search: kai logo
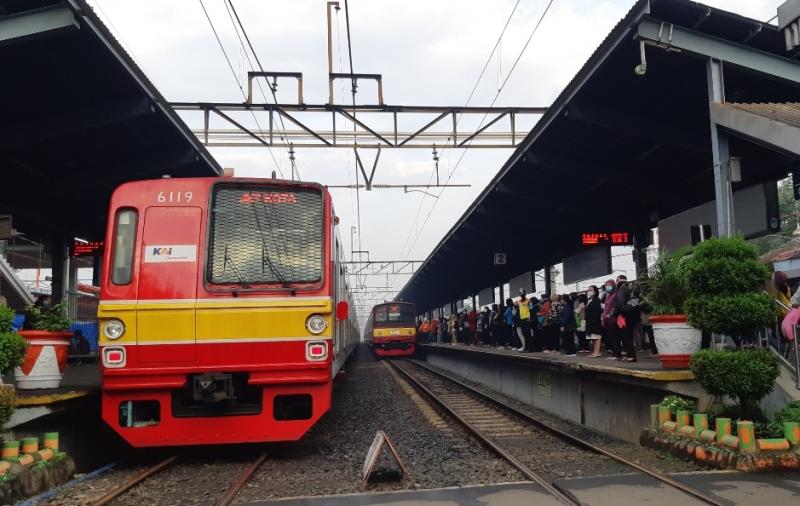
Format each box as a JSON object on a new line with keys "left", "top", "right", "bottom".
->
{"left": 144, "top": 245, "right": 197, "bottom": 263}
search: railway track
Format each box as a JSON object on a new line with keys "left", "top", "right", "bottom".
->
{"left": 387, "top": 358, "right": 723, "bottom": 506}
{"left": 89, "top": 452, "right": 267, "bottom": 506}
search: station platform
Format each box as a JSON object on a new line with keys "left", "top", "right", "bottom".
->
{"left": 8, "top": 361, "right": 100, "bottom": 429}
{"left": 417, "top": 343, "right": 706, "bottom": 443}
{"left": 421, "top": 343, "right": 694, "bottom": 381}
{"left": 248, "top": 471, "right": 800, "bottom": 505}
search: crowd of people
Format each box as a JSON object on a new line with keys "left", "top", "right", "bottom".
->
{"left": 416, "top": 274, "right": 656, "bottom": 363}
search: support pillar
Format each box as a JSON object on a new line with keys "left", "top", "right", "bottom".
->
{"left": 92, "top": 253, "right": 102, "bottom": 287}
{"left": 498, "top": 284, "right": 504, "bottom": 305}
{"left": 471, "top": 294, "right": 477, "bottom": 311}
{"left": 544, "top": 265, "right": 552, "bottom": 297}
{"left": 49, "top": 236, "right": 68, "bottom": 304}
{"left": 707, "top": 58, "right": 735, "bottom": 237}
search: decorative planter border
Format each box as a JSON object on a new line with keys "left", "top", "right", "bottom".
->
{"left": 640, "top": 405, "right": 800, "bottom": 472}
{"left": 0, "top": 431, "right": 74, "bottom": 504}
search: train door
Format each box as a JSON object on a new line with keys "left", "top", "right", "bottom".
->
{"left": 136, "top": 206, "right": 201, "bottom": 363}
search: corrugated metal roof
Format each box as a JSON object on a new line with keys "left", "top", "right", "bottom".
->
{"left": 726, "top": 102, "right": 800, "bottom": 128}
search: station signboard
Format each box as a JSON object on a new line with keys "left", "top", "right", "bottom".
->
{"left": 72, "top": 240, "right": 103, "bottom": 257}
{"left": 580, "top": 232, "right": 633, "bottom": 246}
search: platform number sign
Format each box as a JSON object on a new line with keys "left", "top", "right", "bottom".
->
{"left": 493, "top": 253, "right": 507, "bottom": 266}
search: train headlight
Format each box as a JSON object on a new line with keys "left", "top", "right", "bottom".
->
{"left": 103, "top": 319, "right": 125, "bottom": 340}
{"left": 306, "top": 315, "right": 328, "bottom": 335}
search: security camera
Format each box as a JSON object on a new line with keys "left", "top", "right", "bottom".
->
{"left": 634, "top": 63, "right": 647, "bottom": 76}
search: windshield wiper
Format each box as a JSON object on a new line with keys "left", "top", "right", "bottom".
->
{"left": 250, "top": 202, "right": 290, "bottom": 288}
{"left": 222, "top": 243, "right": 250, "bottom": 288}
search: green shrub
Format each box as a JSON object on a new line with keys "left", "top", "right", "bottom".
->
{"left": 24, "top": 302, "right": 71, "bottom": 332}
{"left": 684, "top": 236, "right": 770, "bottom": 294}
{"left": 660, "top": 394, "right": 696, "bottom": 414}
{"left": 683, "top": 236, "right": 773, "bottom": 338}
{"left": 767, "top": 400, "right": 800, "bottom": 437}
{"left": 685, "top": 292, "right": 775, "bottom": 337}
{"left": 646, "top": 248, "right": 692, "bottom": 315}
{"left": 0, "top": 331, "right": 26, "bottom": 374}
{"left": 690, "top": 348, "right": 779, "bottom": 419}
{"left": 0, "top": 385, "right": 15, "bottom": 428}
{"left": 0, "top": 305, "right": 14, "bottom": 333}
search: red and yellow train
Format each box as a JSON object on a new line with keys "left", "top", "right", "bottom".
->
{"left": 98, "top": 176, "right": 359, "bottom": 447}
{"left": 364, "top": 302, "right": 417, "bottom": 357}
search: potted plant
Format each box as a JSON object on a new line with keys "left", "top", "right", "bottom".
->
{"left": 15, "top": 301, "right": 73, "bottom": 389}
{"left": 0, "top": 304, "right": 26, "bottom": 426}
{"left": 646, "top": 247, "right": 702, "bottom": 368}
{"left": 684, "top": 236, "right": 774, "bottom": 350}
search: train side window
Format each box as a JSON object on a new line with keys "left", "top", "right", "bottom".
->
{"left": 111, "top": 209, "right": 138, "bottom": 285}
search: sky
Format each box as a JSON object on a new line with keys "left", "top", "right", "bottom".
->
{"left": 84, "top": 0, "right": 781, "bottom": 320}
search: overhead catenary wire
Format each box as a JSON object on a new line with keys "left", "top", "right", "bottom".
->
{"left": 343, "top": 0, "right": 363, "bottom": 256}
{"left": 403, "top": 0, "right": 556, "bottom": 258}
{"left": 225, "top": 0, "right": 300, "bottom": 180}
{"left": 398, "top": 0, "right": 522, "bottom": 259}
{"left": 197, "top": 0, "right": 283, "bottom": 177}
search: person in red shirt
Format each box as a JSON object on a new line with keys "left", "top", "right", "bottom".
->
{"left": 467, "top": 308, "right": 478, "bottom": 346}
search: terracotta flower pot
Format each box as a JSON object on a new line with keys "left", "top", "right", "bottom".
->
{"left": 14, "top": 330, "right": 72, "bottom": 389}
{"left": 650, "top": 314, "right": 701, "bottom": 369}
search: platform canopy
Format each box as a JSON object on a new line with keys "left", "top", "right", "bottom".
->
{"left": 0, "top": 0, "right": 222, "bottom": 241}
{"left": 398, "top": 0, "right": 800, "bottom": 312}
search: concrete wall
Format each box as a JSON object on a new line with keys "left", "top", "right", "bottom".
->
{"left": 424, "top": 348, "right": 707, "bottom": 443}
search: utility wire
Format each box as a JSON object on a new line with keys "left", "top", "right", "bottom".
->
{"left": 225, "top": 0, "right": 300, "bottom": 180}
{"left": 398, "top": 0, "right": 522, "bottom": 259}
{"left": 197, "top": 0, "right": 283, "bottom": 177}
{"left": 343, "top": 0, "right": 363, "bottom": 255}
{"left": 403, "top": 0, "right": 556, "bottom": 258}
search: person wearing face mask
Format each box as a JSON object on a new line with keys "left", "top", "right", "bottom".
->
{"left": 575, "top": 293, "right": 588, "bottom": 353}
{"left": 600, "top": 279, "right": 619, "bottom": 359}
{"left": 585, "top": 285, "right": 603, "bottom": 357}
{"left": 613, "top": 275, "right": 638, "bottom": 362}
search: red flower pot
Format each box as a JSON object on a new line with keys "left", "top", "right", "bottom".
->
{"left": 649, "top": 314, "right": 702, "bottom": 369}
{"left": 14, "top": 330, "right": 72, "bottom": 389}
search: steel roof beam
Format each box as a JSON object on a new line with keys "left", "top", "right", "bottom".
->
{"left": 637, "top": 18, "right": 800, "bottom": 84}
{"left": 710, "top": 102, "right": 800, "bottom": 157}
{"left": 0, "top": 4, "right": 77, "bottom": 45}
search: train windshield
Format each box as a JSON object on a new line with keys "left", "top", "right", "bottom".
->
{"left": 207, "top": 184, "right": 324, "bottom": 286}
{"left": 374, "top": 304, "right": 415, "bottom": 324}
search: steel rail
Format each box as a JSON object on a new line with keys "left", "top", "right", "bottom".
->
{"left": 385, "top": 360, "right": 579, "bottom": 505}
{"left": 404, "top": 358, "right": 725, "bottom": 506}
{"left": 215, "top": 451, "right": 268, "bottom": 506}
{"left": 91, "top": 456, "right": 178, "bottom": 506}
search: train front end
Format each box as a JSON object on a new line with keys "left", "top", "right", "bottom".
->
{"left": 98, "top": 177, "right": 352, "bottom": 447}
{"left": 367, "top": 303, "right": 417, "bottom": 357}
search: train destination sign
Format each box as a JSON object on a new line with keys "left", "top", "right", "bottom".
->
{"left": 581, "top": 232, "right": 632, "bottom": 246}
{"left": 72, "top": 240, "right": 103, "bottom": 257}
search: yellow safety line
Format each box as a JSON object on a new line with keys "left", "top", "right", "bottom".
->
{"left": 15, "top": 390, "right": 90, "bottom": 406}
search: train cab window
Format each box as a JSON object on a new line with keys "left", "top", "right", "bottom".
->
{"left": 207, "top": 184, "right": 324, "bottom": 286}
{"left": 111, "top": 209, "right": 137, "bottom": 285}
{"left": 374, "top": 304, "right": 414, "bottom": 323}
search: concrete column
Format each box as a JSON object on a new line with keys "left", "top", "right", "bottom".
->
{"left": 544, "top": 265, "right": 552, "bottom": 297}
{"left": 49, "top": 236, "right": 68, "bottom": 304}
{"left": 92, "top": 254, "right": 102, "bottom": 287}
{"left": 498, "top": 283, "right": 504, "bottom": 304}
{"left": 707, "top": 58, "right": 735, "bottom": 237}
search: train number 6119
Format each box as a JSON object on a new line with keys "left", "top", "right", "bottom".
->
{"left": 157, "top": 191, "right": 193, "bottom": 203}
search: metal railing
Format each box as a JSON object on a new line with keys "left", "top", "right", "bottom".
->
{"left": 765, "top": 292, "right": 800, "bottom": 390}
